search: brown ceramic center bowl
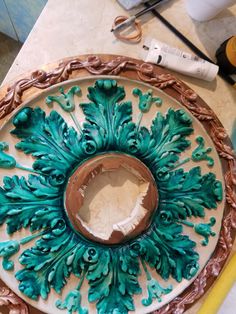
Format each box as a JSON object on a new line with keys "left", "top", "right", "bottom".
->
{"left": 65, "top": 153, "right": 158, "bottom": 244}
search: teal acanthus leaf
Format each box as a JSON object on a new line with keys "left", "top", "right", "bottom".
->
{"left": 132, "top": 108, "right": 194, "bottom": 181}
{"left": 132, "top": 88, "right": 162, "bottom": 113}
{"left": 131, "top": 211, "right": 199, "bottom": 283}
{"left": 180, "top": 217, "right": 216, "bottom": 246}
{"left": 0, "top": 142, "right": 16, "bottom": 169}
{"left": 11, "top": 107, "right": 86, "bottom": 185}
{"left": 46, "top": 85, "right": 82, "bottom": 133}
{"left": 87, "top": 248, "right": 141, "bottom": 314}
{"left": 159, "top": 166, "right": 223, "bottom": 219}
{"left": 141, "top": 259, "right": 172, "bottom": 306}
{"left": 0, "top": 174, "right": 62, "bottom": 234}
{"left": 192, "top": 136, "right": 214, "bottom": 167}
{"left": 0, "top": 240, "right": 19, "bottom": 270}
{"left": 80, "top": 79, "right": 136, "bottom": 154}
{"left": 16, "top": 223, "right": 86, "bottom": 300}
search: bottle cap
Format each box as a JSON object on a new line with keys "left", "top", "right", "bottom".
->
{"left": 205, "top": 63, "right": 219, "bottom": 81}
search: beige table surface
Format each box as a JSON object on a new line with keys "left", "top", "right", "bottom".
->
{"left": 1, "top": 0, "right": 236, "bottom": 313}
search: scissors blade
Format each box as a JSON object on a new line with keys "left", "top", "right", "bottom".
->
{"left": 111, "top": 0, "right": 168, "bottom": 32}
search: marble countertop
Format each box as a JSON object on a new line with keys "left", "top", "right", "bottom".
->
{"left": 2, "top": 0, "right": 236, "bottom": 141}
{"left": 1, "top": 0, "right": 236, "bottom": 313}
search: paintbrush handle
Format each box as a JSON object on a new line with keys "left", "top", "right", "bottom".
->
{"left": 135, "top": 0, "right": 164, "bottom": 18}
{"left": 144, "top": 3, "right": 212, "bottom": 62}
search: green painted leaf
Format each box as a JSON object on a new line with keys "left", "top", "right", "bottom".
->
{"left": 16, "top": 268, "right": 49, "bottom": 300}
{"left": 159, "top": 167, "right": 223, "bottom": 219}
{"left": 80, "top": 80, "right": 136, "bottom": 152}
{"left": 0, "top": 240, "right": 20, "bottom": 270}
{"left": 88, "top": 250, "right": 141, "bottom": 314}
{"left": 56, "top": 289, "right": 88, "bottom": 314}
{"left": 131, "top": 237, "right": 161, "bottom": 269}
{"left": 96, "top": 286, "right": 135, "bottom": 314}
{"left": 0, "top": 142, "right": 16, "bottom": 169}
{"left": 16, "top": 227, "right": 86, "bottom": 299}
{"left": 11, "top": 108, "right": 84, "bottom": 185}
{"left": 118, "top": 248, "right": 141, "bottom": 296}
{"left": 132, "top": 217, "right": 198, "bottom": 282}
{"left": 87, "top": 250, "right": 110, "bottom": 281}
{"left": 87, "top": 250, "right": 111, "bottom": 303}
{"left": 134, "top": 109, "right": 193, "bottom": 177}
{"left": 0, "top": 175, "right": 61, "bottom": 233}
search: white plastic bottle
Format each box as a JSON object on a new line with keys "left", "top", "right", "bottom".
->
{"left": 141, "top": 38, "right": 219, "bottom": 81}
{"left": 186, "top": 0, "right": 236, "bottom": 22}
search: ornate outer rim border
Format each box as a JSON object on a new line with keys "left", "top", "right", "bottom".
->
{"left": 0, "top": 54, "right": 235, "bottom": 314}
{"left": 0, "top": 286, "right": 28, "bottom": 314}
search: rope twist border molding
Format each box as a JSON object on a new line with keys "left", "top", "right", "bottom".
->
{"left": 0, "top": 55, "right": 235, "bottom": 314}
{"left": 0, "top": 286, "right": 28, "bottom": 314}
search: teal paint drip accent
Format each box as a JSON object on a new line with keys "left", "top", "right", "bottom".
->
{"left": 0, "top": 240, "right": 19, "bottom": 270}
{"left": 136, "top": 112, "right": 143, "bottom": 131}
{"left": 180, "top": 217, "right": 216, "bottom": 246}
{"left": 0, "top": 80, "right": 224, "bottom": 313}
{"left": 141, "top": 259, "right": 172, "bottom": 306}
{"left": 70, "top": 112, "right": 82, "bottom": 134}
{"left": 192, "top": 136, "right": 214, "bottom": 167}
{"left": 15, "top": 163, "right": 43, "bottom": 175}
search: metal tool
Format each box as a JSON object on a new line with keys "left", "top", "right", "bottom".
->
{"left": 111, "top": 0, "right": 165, "bottom": 32}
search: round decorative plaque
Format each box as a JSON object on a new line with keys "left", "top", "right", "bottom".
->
{"left": 0, "top": 55, "right": 235, "bottom": 314}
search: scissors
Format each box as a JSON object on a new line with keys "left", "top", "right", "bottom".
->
{"left": 111, "top": 0, "right": 166, "bottom": 42}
